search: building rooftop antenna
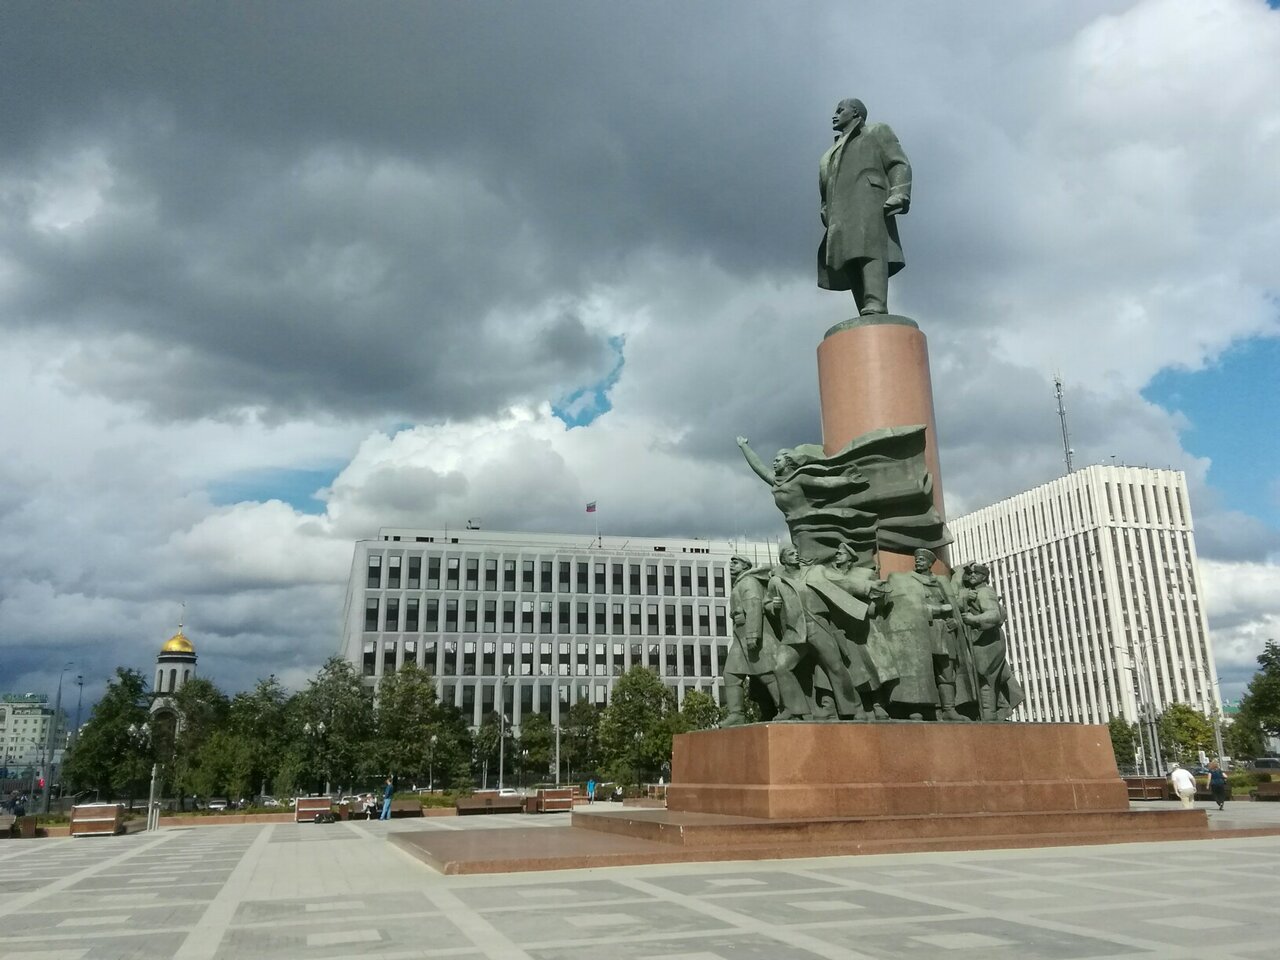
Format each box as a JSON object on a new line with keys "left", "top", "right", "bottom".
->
{"left": 1053, "top": 375, "right": 1075, "bottom": 475}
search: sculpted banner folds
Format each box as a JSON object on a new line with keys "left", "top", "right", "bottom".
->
{"left": 736, "top": 425, "right": 949, "bottom": 566}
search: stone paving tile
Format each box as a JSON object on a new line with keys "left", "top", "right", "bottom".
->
{"left": 803, "top": 915, "right": 1126, "bottom": 960}
{"left": 2, "top": 902, "right": 207, "bottom": 936}
{"left": 481, "top": 899, "right": 736, "bottom": 944}
{"left": 636, "top": 869, "right": 847, "bottom": 897}
{"left": 1043, "top": 899, "right": 1279, "bottom": 949}
{"left": 525, "top": 932, "right": 832, "bottom": 960}
{"left": 212, "top": 911, "right": 475, "bottom": 958}
{"left": 894, "top": 875, "right": 1177, "bottom": 912}
{"left": 0, "top": 932, "right": 189, "bottom": 960}
{"left": 452, "top": 879, "right": 648, "bottom": 910}
{"left": 231, "top": 892, "right": 437, "bottom": 925}
{"left": 696, "top": 887, "right": 963, "bottom": 926}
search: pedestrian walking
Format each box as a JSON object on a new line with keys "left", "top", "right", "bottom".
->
{"left": 1208, "top": 761, "right": 1228, "bottom": 810}
{"left": 586, "top": 778, "right": 596, "bottom": 805}
{"left": 1169, "top": 764, "right": 1197, "bottom": 809}
{"left": 379, "top": 778, "right": 394, "bottom": 820}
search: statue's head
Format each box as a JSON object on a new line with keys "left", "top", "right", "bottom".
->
{"left": 779, "top": 544, "right": 800, "bottom": 569}
{"left": 772, "top": 449, "right": 798, "bottom": 477}
{"left": 832, "top": 98, "right": 867, "bottom": 133}
{"left": 729, "top": 556, "right": 752, "bottom": 579}
{"left": 964, "top": 562, "right": 990, "bottom": 586}
{"left": 913, "top": 548, "right": 936, "bottom": 574}
{"left": 832, "top": 542, "right": 858, "bottom": 570}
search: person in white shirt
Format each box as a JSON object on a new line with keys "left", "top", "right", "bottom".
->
{"left": 1169, "top": 764, "right": 1197, "bottom": 809}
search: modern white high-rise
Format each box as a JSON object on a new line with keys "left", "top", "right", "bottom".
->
{"left": 950, "top": 465, "right": 1221, "bottom": 726}
{"left": 339, "top": 528, "right": 773, "bottom": 731}
{"left": 1, "top": 694, "right": 66, "bottom": 774}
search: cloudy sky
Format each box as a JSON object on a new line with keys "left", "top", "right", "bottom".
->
{"left": 2, "top": 0, "right": 1277, "bottom": 716}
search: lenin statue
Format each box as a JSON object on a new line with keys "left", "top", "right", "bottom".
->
{"left": 818, "top": 98, "right": 912, "bottom": 316}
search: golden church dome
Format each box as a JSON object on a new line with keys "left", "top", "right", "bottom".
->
{"left": 161, "top": 629, "right": 195, "bottom": 655}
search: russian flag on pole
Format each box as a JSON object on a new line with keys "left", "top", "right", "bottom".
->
{"left": 585, "top": 501, "right": 597, "bottom": 513}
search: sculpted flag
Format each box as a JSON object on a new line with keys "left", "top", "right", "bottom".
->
{"left": 771, "top": 425, "right": 948, "bottom": 563}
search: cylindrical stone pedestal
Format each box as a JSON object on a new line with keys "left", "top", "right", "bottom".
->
{"left": 816, "top": 315, "right": 947, "bottom": 574}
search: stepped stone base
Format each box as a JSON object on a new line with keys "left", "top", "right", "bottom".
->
{"left": 392, "top": 723, "right": 1271, "bottom": 874}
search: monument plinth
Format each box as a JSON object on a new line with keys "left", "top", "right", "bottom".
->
{"left": 667, "top": 722, "right": 1128, "bottom": 820}
{"left": 816, "top": 315, "right": 946, "bottom": 574}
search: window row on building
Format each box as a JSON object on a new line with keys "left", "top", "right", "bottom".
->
{"left": 362, "top": 636, "right": 730, "bottom": 682}
{"left": 365, "top": 553, "right": 727, "bottom": 598}
{"left": 362, "top": 595, "right": 729, "bottom": 637}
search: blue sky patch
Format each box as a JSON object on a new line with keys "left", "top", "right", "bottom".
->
{"left": 553, "top": 335, "right": 626, "bottom": 428}
{"left": 207, "top": 466, "right": 340, "bottom": 514}
{"left": 1144, "top": 335, "right": 1280, "bottom": 527}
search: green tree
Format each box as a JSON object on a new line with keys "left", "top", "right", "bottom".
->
{"left": 1223, "top": 714, "right": 1264, "bottom": 760}
{"left": 297, "top": 657, "right": 374, "bottom": 793}
{"left": 1107, "top": 717, "right": 1138, "bottom": 770}
{"left": 1156, "top": 702, "right": 1215, "bottom": 765}
{"left": 227, "top": 676, "right": 290, "bottom": 797}
{"left": 517, "top": 712, "right": 554, "bottom": 785}
{"left": 561, "top": 700, "right": 601, "bottom": 783}
{"left": 62, "top": 668, "right": 151, "bottom": 801}
{"left": 374, "top": 662, "right": 440, "bottom": 784}
{"left": 1237, "top": 639, "right": 1280, "bottom": 742}
{"left": 598, "top": 667, "right": 677, "bottom": 785}
{"left": 187, "top": 730, "right": 254, "bottom": 800}
{"left": 473, "top": 711, "right": 505, "bottom": 788}
{"left": 169, "top": 677, "right": 231, "bottom": 804}
{"left": 679, "top": 689, "right": 724, "bottom": 731}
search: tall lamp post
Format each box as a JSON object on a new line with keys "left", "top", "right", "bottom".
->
{"left": 428, "top": 734, "right": 438, "bottom": 793}
{"left": 43, "top": 661, "right": 74, "bottom": 814}
{"left": 127, "top": 722, "right": 158, "bottom": 826}
{"left": 73, "top": 675, "right": 85, "bottom": 748}
{"left": 303, "top": 721, "right": 327, "bottom": 796}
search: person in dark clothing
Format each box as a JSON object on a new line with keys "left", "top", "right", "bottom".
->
{"left": 1208, "top": 761, "right": 1228, "bottom": 810}
{"left": 379, "top": 778, "right": 394, "bottom": 820}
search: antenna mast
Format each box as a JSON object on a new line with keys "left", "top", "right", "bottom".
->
{"left": 1054, "top": 375, "right": 1075, "bottom": 474}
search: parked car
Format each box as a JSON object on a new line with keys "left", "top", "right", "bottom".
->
{"left": 257, "top": 796, "right": 281, "bottom": 808}
{"left": 1252, "top": 758, "right": 1280, "bottom": 770}
{"left": 207, "top": 798, "right": 229, "bottom": 811}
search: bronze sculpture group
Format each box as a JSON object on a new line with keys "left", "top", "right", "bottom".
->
{"left": 724, "top": 540, "right": 1026, "bottom": 725}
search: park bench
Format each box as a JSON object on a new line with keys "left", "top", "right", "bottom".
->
{"left": 1123, "top": 776, "right": 1167, "bottom": 800}
{"left": 70, "top": 803, "right": 126, "bottom": 837}
{"left": 525, "top": 788, "right": 574, "bottom": 814}
{"left": 1254, "top": 782, "right": 1280, "bottom": 801}
{"left": 388, "top": 799, "right": 422, "bottom": 817}
{"left": 456, "top": 793, "right": 525, "bottom": 815}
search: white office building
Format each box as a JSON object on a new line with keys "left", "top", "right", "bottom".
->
{"left": 1, "top": 694, "right": 66, "bottom": 774}
{"left": 950, "top": 465, "right": 1221, "bottom": 725}
{"left": 339, "top": 528, "right": 773, "bottom": 730}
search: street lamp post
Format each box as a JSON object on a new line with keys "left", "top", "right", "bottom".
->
{"left": 73, "top": 676, "right": 84, "bottom": 749}
{"left": 303, "top": 721, "right": 327, "bottom": 796}
{"left": 43, "top": 661, "right": 74, "bottom": 814}
{"left": 126, "top": 722, "right": 156, "bottom": 823}
{"left": 428, "top": 734, "right": 438, "bottom": 793}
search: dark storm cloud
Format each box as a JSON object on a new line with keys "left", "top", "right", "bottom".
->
{"left": 1, "top": 2, "right": 845, "bottom": 423}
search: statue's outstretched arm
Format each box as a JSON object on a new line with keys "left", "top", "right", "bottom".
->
{"left": 735, "top": 437, "right": 773, "bottom": 484}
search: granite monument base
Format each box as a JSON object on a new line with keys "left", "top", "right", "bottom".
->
{"left": 666, "top": 721, "right": 1131, "bottom": 819}
{"left": 387, "top": 721, "right": 1279, "bottom": 874}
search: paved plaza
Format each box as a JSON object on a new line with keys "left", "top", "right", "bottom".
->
{"left": 2, "top": 802, "right": 1279, "bottom": 960}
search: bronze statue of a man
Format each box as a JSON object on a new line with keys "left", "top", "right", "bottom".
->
{"left": 818, "top": 98, "right": 912, "bottom": 316}
{"left": 953, "top": 562, "right": 1026, "bottom": 721}
{"left": 723, "top": 555, "right": 783, "bottom": 726}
